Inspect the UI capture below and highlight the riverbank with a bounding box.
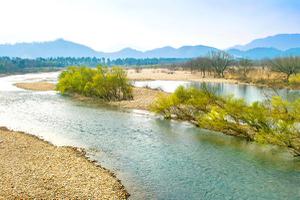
[15,82,166,110]
[0,127,129,199]
[9,67,300,90]
[126,68,300,89]
[15,82,56,91]
[126,68,238,83]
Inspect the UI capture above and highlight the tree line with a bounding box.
[179,51,300,82]
[0,56,188,73]
[1,53,300,83]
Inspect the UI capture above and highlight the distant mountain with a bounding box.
[173,45,219,58]
[103,48,145,59]
[231,34,300,51]
[285,48,300,56]
[227,48,282,59]
[144,46,177,58]
[0,39,99,58]
[227,47,300,59]
[103,45,218,59]
[0,39,217,59]
[1,34,300,59]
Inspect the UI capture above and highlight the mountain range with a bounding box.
[231,34,300,51]
[0,34,300,59]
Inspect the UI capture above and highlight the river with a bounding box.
[0,72,299,199]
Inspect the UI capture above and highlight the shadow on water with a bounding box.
[153,117,300,171]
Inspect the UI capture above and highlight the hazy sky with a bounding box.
[0,0,299,51]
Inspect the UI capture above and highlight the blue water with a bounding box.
[0,73,299,199]
[133,80,300,103]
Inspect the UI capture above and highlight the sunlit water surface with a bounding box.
[133,80,300,103]
[0,72,299,200]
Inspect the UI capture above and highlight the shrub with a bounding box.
[151,86,300,156]
[289,73,300,86]
[56,66,133,101]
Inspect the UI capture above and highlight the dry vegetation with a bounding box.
[225,67,299,88]
[0,127,129,199]
[15,82,55,91]
[126,68,236,83]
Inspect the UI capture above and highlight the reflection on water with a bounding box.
[0,73,300,200]
[134,80,300,103]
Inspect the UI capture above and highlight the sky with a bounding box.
[0,0,299,51]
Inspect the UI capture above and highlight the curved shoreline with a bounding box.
[15,82,166,111]
[126,68,300,90]
[14,82,56,91]
[0,127,129,199]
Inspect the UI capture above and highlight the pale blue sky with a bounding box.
[0,0,299,51]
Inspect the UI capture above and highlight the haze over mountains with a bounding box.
[0,34,300,59]
[231,34,300,51]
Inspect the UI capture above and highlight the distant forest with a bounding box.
[0,57,189,73]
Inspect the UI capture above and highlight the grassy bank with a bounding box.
[0,127,129,199]
[151,86,300,156]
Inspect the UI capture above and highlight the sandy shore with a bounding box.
[109,87,166,110]
[126,68,237,83]
[67,87,166,111]
[15,82,167,110]
[0,127,129,199]
[126,68,300,89]
[15,82,56,91]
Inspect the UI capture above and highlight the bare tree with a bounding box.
[208,51,232,78]
[197,57,211,78]
[238,58,253,78]
[184,57,211,77]
[270,56,300,82]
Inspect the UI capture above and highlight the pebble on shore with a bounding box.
[0,127,129,199]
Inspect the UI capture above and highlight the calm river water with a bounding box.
[0,72,299,200]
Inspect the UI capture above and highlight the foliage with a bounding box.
[0,56,189,73]
[56,66,133,101]
[151,86,300,156]
[289,73,300,85]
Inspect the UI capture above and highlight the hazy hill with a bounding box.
[0,39,99,58]
[0,39,217,59]
[231,34,300,51]
[0,34,300,59]
[228,47,300,59]
[103,45,218,59]
[227,48,282,59]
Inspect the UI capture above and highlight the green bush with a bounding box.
[56,66,133,101]
[151,86,300,156]
[289,73,300,86]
